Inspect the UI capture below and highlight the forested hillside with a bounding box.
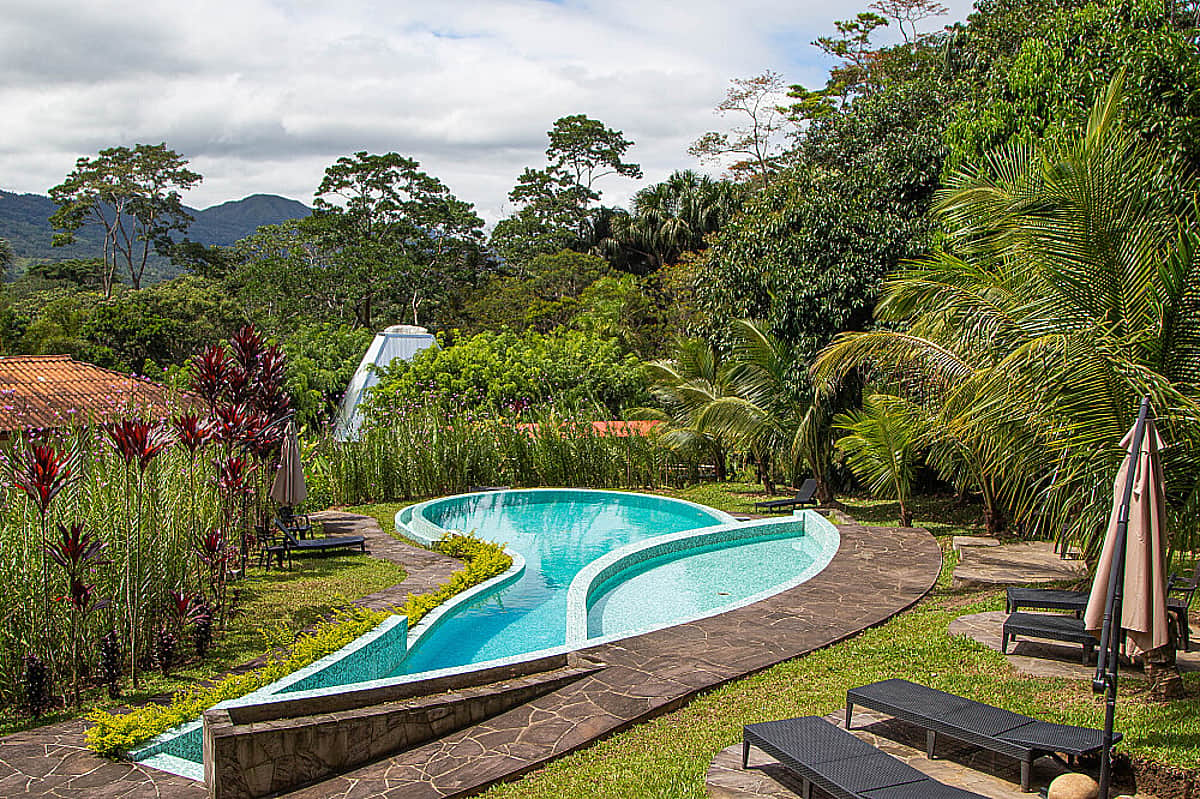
[0,190,309,279]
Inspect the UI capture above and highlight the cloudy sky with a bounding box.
[1,0,970,225]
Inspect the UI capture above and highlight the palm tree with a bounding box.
[698,320,844,501]
[629,338,734,481]
[814,72,1200,556]
[833,395,920,526]
[597,171,742,272]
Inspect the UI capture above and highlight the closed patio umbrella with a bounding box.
[1084,398,1171,797]
[269,419,307,509]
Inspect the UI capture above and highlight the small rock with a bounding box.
[1048,772,1099,799]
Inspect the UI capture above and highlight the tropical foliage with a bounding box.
[816,75,1200,555]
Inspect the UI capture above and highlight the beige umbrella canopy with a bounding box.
[1084,415,1170,655]
[270,419,308,509]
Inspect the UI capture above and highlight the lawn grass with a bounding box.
[347,501,409,539]
[0,551,406,737]
[480,482,1199,798]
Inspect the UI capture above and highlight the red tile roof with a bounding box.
[0,355,181,432]
[514,420,663,438]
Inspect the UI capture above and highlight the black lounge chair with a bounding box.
[255,525,290,570]
[1007,586,1192,652]
[743,715,987,799]
[754,478,819,513]
[274,519,366,556]
[1002,612,1097,664]
[846,679,1118,792]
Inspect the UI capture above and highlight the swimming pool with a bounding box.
[133,489,839,779]
[394,489,736,673]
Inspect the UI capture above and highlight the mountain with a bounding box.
[187,194,311,246]
[0,190,310,281]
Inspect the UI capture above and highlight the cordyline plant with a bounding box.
[46,521,108,705]
[215,455,257,574]
[190,344,230,410]
[173,413,213,553]
[196,529,233,627]
[5,443,80,656]
[106,419,174,689]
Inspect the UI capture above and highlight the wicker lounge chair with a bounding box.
[1002,612,1097,664]
[1007,585,1192,651]
[274,519,366,556]
[753,479,819,512]
[743,715,988,799]
[845,679,1117,791]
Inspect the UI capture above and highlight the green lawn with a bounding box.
[0,552,406,737]
[477,483,1199,798]
[347,502,408,538]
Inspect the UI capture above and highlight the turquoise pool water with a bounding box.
[133,490,840,780]
[586,530,818,638]
[394,490,732,674]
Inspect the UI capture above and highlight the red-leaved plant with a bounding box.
[105,420,173,689]
[5,443,80,657]
[189,344,230,409]
[46,521,107,705]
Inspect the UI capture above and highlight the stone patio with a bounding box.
[950,610,1200,680]
[708,708,1147,798]
[0,513,942,799]
[953,537,1088,588]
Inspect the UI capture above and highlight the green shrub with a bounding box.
[399,533,513,628]
[310,405,671,506]
[84,605,387,758]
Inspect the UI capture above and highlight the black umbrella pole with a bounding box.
[1094,396,1151,798]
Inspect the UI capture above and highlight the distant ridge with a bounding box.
[0,190,310,281]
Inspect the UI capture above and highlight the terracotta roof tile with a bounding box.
[0,354,181,432]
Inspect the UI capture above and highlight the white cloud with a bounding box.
[0,0,972,225]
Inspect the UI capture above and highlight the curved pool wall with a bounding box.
[566,511,839,645]
[391,489,739,673]
[396,487,739,546]
[133,490,840,780]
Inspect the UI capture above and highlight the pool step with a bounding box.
[203,653,605,799]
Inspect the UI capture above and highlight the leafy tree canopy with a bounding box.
[365,328,647,417]
[945,0,1200,171]
[48,143,201,294]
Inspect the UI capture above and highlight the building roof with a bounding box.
[0,355,180,432]
[515,420,663,438]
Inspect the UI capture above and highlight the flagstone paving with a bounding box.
[0,515,940,798]
[952,538,1088,588]
[950,610,1200,680]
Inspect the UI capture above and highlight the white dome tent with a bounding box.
[333,325,437,441]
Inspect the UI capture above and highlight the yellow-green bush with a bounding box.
[85,605,387,758]
[399,533,513,628]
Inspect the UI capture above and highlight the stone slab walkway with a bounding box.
[280,521,941,799]
[951,610,1200,680]
[708,709,1148,798]
[0,511,458,799]
[953,539,1087,588]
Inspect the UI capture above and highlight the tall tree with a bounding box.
[815,75,1200,560]
[690,72,792,185]
[596,170,742,274]
[491,115,641,269]
[310,151,486,329]
[48,143,201,293]
[0,239,13,278]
